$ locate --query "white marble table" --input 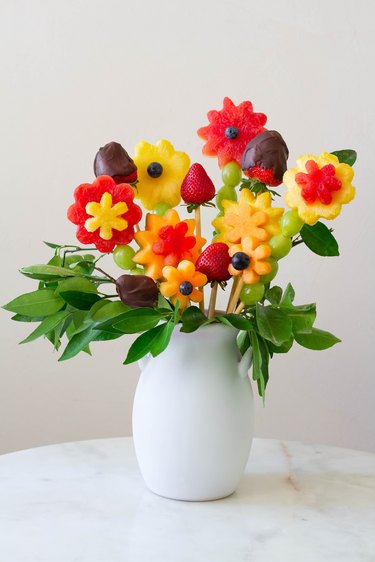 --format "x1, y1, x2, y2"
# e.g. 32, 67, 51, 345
1, 438, 374, 561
